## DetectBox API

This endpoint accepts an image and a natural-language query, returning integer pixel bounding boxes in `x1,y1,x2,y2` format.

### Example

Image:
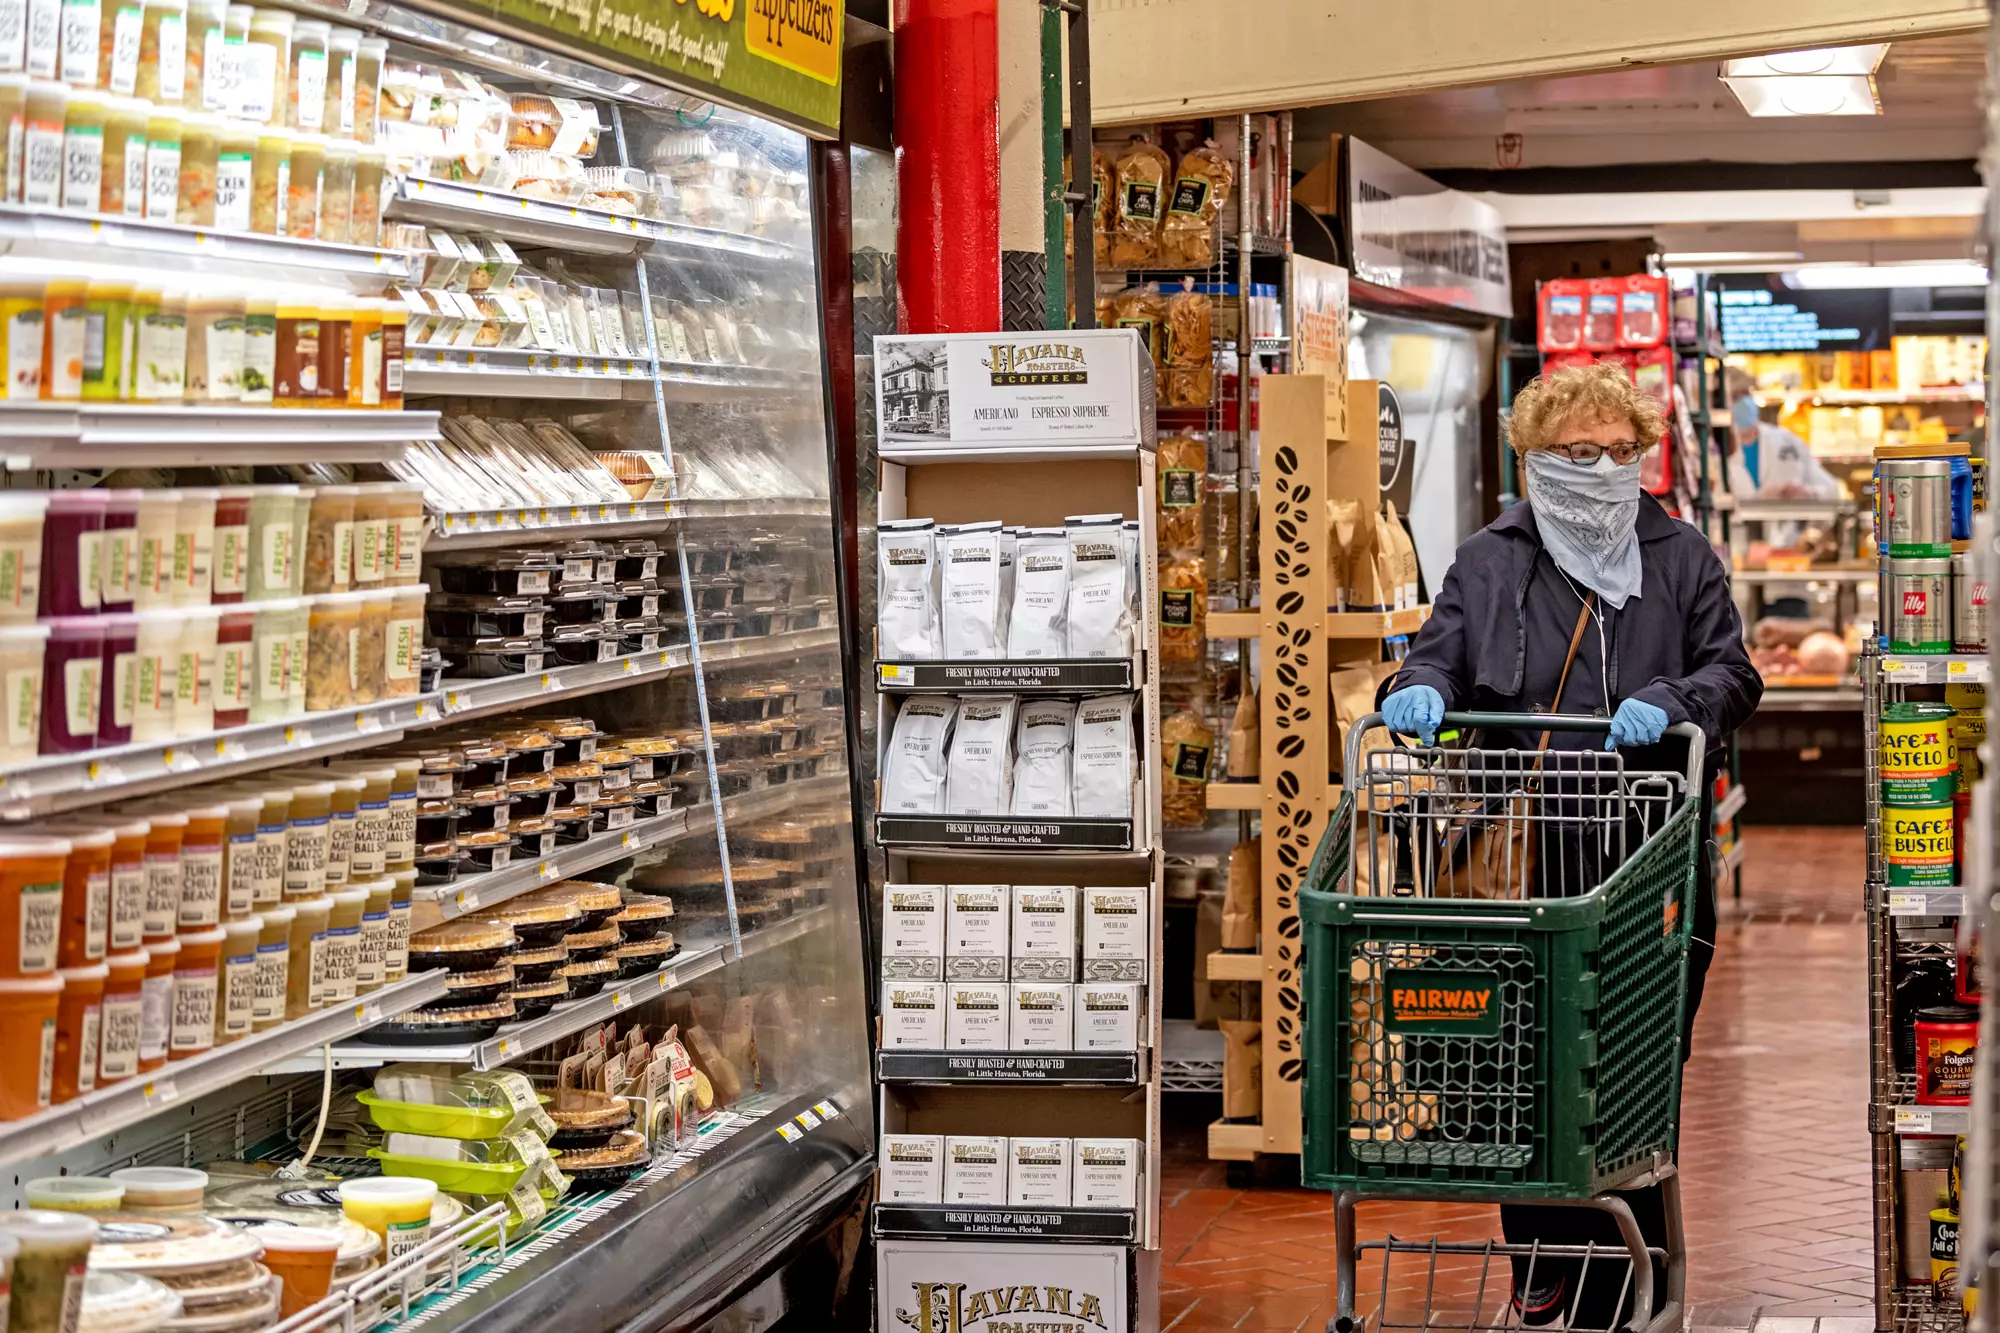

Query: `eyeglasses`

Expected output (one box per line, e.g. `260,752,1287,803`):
1550,440,1646,465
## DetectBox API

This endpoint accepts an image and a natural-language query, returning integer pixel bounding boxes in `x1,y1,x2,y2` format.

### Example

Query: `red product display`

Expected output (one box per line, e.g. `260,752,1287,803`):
1537,279,1587,351
1618,275,1669,347
1583,279,1623,350
40,617,104,754
39,491,107,617
1915,1005,1979,1105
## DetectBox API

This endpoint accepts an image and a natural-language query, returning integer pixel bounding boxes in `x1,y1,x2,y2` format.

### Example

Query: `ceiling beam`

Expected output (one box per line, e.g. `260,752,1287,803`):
1089,0,1987,123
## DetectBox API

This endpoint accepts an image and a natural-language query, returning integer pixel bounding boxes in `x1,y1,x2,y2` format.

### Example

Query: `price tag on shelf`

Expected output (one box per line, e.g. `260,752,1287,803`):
494,1038,517,1059
813,1100,840,1120
540,673,562,693
356,711,383,735
444,690,462,712
414,700,431,720
610,989,633,1012
537,860,559,881
656,970,676,991
1950,661,1971,676
878,664,909,685
456,889,480,912
286,724,317,748
1888,892,1930,916
355,1002,383,1024
86,759,125,785
141,1077,179,1108
567,507,583,523
596,506,611,520
622,658,639,676
620,833,635,850
1895,1106,1934,1133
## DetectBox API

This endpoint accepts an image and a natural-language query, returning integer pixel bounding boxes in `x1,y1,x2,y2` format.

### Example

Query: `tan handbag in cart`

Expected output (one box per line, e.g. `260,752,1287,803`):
1437,594,1596,900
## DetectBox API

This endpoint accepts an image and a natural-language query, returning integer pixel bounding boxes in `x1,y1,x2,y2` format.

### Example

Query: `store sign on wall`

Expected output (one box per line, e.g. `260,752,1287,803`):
1341,136,1510,319
875,330,1154,449
440,0,845,137
879,1241,1128,1333
1293,255,1351,441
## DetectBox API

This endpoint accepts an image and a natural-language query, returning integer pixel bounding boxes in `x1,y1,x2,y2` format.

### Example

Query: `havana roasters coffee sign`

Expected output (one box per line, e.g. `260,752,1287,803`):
881,1242,1128,1333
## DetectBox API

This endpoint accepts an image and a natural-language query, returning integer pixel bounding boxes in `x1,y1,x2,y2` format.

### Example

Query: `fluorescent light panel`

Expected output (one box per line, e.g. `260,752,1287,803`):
1720,43,1886,117
1787,263,1988,289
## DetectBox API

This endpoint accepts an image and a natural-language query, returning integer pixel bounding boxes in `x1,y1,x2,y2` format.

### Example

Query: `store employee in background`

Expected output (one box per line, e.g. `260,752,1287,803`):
1725,366,1842,502
1376,361,1762,1330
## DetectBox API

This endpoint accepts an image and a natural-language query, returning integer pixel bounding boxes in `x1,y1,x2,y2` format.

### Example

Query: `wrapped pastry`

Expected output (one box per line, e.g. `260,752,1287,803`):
1161,140,1234,268
1109,136,1169,269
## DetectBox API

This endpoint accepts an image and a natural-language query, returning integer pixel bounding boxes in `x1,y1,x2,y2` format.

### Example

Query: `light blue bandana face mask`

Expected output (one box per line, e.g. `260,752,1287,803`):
1524,450,1644,610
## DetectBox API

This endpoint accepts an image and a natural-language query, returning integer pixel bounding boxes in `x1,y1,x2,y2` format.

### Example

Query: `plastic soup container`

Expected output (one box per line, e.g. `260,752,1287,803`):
100,490,137,609
242,7,290,125
318,136,352,242
108,1166,205,1209
287,490,311,595
134,0,186,104
98,947,144,1083
72,817,145,952
302,484,352,594
211,487,253,603
251,901,289,1029
356,876,388,991
59,87,105,212
254,1224,341,1316
173,801,224,928
323,884,362,1001
94,611,134,746
128,608,180,741
242,296,275,402
79,282,128,402
39,490,104,616
136,934,175,1069
352,144,383,245
168,923,222,1058
305,591,356,710
284,891,327,1016
383,487,422,584
175,108,219,225
172,607,219,735
213,607,254,727
130,808,181,942
0,836,69,975
172,486,217,606
130,489,178,609
250,125,288,233
50,824,108,966
182,0,222,110
220,794,258,916
53,960,104,1100
38,278,83,399
40,616,101,753
322,771,361,886
353,590,387,702
186,294,245,402
0,621,47,761
2,1212,98,1330
216,912,257,1042
283,779,332,899
339,1176,435,1260
0,977,61,1116
22,83,68,210
286,17,324,130
324,26,357,135
212,116,251,230
245,483,299,601
283,131,320,239
0,491,48,621
101,94,146,215
142,104,181,222
24,1176,119,1211
248,596,300,723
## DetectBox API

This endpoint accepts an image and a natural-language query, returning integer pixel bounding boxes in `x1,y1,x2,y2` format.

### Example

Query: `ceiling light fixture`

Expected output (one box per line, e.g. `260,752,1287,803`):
1720,43,1887,116
1788,263,1988,289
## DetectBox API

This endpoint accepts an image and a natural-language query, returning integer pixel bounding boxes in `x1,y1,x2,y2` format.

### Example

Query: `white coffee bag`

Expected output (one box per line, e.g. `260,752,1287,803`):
938,520,1006,660
996,527,1017,648
944,694,1018,816
1122,518,1143,636
878,518,940,660
882,696,959,813
1010,698,1076,817
1006,527,1069,658
1072,693,1137,817
1065,514,1130,658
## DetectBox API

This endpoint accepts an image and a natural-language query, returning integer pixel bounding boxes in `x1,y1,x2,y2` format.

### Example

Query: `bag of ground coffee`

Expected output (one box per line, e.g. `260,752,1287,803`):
945,695,1019,816
1072,692,1137,818
882,696,959,813
1066,514,1131,658
878,518,940,660
938,520,1006,660
1007,527,1069,658
1011,698,1077,817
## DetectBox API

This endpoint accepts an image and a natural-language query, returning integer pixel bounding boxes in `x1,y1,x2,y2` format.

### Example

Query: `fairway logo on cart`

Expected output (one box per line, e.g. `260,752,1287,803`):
896,1280,1111,1332
983,343,1090,386
1384,967,1502,1037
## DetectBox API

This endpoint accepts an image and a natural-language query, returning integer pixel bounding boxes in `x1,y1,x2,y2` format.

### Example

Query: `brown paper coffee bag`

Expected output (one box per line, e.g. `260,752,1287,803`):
1222,839,1259,950
1219,1018,1262,1121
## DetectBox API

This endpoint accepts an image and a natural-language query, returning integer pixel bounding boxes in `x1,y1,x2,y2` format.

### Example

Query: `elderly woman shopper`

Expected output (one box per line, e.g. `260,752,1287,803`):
1375,360,1762,1326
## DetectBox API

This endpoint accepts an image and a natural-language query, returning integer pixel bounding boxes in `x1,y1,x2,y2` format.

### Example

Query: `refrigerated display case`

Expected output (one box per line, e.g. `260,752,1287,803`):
0,2,876,1330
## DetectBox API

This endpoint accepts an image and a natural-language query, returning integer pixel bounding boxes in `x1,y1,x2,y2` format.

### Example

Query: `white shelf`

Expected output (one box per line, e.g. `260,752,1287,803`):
0,968,450,1170
880,440,1152,466
653,362,821,403
0,693,443,819
435,810,691,921
675,498,831,521
1892,1103,1971,1136
0,404,441,469
0,205,413,286
1880,655,1991,684
1886,886,1964,917
1730,566,1875,585
312,904,835,1071
429,499,675,550
402,345,659,399
389,177,801,262
435,627,839,724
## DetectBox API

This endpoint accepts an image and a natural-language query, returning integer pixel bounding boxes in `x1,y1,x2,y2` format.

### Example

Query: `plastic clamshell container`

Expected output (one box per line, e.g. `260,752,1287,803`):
354,1088,545,1139
364,1149,528,1196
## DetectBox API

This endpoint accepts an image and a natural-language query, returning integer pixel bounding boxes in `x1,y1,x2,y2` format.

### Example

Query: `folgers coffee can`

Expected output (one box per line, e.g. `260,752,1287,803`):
1916,1004,1978,1105
1954,552,1989,651
1878,458,1954,556
1885,558,1953,654
1885,804,1955,887
1881,702,1958,805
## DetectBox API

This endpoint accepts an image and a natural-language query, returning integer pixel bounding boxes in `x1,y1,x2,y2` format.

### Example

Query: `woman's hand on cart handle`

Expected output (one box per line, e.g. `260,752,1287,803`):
1606,698,1670,749
1382,685,1444,746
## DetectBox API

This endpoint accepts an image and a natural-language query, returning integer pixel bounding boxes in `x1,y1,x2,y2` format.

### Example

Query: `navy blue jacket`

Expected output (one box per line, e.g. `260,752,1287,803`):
1377,493,1763,752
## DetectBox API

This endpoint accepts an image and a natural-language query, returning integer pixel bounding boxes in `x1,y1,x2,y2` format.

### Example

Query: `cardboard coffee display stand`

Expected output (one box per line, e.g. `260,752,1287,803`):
871,329,1166,1329
1203,375,1429,1164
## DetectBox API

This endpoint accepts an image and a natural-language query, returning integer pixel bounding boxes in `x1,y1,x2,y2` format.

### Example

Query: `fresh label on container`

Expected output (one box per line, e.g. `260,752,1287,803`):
256,630,288,704
74,529,101,608
105,2,137,91
99,992,140,1078
19,876,58,972
178,846,221,927
62,655,98,740
169,966,217,1051
6,665,36,750
251,939,287,1023
214,150,250,230
222,950,254,1036
108,861,143,948
293,48,326,129
137,970,171,1061
155,10,182,100
143,138,177,220
330,519,353,589
355,519,385,583
237,39,274,121
141,852,178,938
101,527,131,603
387,617,420,680
258,521,291,593
74,1001,99,1092
0,534,36,611
213,524,248,594
110,648,134,727
57,0,96,84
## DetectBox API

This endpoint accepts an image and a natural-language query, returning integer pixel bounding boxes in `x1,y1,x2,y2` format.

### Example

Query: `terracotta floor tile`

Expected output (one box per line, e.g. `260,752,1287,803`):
1160,825,1875,1331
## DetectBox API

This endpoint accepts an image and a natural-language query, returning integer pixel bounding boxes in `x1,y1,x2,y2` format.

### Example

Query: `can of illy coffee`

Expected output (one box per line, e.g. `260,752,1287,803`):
1954,552,1989,652
1886,557,1953,654
1878,458,1954,557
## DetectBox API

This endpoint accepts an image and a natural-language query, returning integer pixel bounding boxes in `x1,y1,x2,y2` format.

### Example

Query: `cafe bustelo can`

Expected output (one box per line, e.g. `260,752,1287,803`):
1885,803,1955,887
1950,684,1985,792
1879,458,1954,557
1954,552,1989,651
1887,558,1953,654
1881,702,1958,805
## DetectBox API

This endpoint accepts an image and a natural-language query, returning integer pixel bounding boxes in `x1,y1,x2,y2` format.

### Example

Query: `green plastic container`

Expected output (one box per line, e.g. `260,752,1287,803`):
356,1090,547,1140
367,1149,530,1196
1300,784,1700,1199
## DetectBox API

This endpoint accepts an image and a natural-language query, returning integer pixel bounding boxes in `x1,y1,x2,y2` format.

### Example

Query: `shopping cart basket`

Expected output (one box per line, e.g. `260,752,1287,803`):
1299,713,1705,1333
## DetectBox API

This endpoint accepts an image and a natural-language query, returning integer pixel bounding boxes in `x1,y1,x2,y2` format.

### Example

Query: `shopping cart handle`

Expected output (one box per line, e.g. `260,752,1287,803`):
1441,712,1703,745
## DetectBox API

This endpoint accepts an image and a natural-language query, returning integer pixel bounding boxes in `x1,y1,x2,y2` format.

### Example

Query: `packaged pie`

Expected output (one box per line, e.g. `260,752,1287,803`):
554,1129,648,1188
506,976,567,1020
558,956,616,997
507,941,569,982
612,934,676,978
1110,136,1170,269
1160,141,1234,268
367,997,515,1044
562,924,620,961
612,893,673,940
439,963,514,1007
486,896,581,942
407,919,516,973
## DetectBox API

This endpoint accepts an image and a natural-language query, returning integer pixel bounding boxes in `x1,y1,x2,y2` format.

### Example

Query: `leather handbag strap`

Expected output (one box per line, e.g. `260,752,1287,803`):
1534,594,1597,761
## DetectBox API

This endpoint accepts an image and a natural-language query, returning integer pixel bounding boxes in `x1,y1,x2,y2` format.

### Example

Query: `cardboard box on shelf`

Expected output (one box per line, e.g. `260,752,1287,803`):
884,885,946,958
1082,886,1148,981
945,1136,1009,1205
946,982,1010,1050
1076,983,1143,1051
1008,1137,1074,1207
1073,1138,1142,1208
883,982,946,1049
1011,885,1078,982
881,1134,945,1203
1011,983,1075,1050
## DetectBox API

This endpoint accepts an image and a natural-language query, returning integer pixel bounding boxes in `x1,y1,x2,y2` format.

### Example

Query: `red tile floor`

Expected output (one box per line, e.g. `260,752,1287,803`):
1159,826,1872,1333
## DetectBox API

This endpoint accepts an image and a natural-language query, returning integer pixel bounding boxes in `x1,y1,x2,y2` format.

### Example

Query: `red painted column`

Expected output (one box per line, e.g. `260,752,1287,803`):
893,0,999,334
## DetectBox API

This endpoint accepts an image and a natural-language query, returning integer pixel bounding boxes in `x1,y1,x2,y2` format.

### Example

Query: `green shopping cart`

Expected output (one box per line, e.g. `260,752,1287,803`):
1300,712,1706,1333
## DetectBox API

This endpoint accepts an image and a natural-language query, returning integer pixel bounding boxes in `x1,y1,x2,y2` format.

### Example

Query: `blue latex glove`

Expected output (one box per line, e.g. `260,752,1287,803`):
1606,698,1669,749
1382,685,1444,746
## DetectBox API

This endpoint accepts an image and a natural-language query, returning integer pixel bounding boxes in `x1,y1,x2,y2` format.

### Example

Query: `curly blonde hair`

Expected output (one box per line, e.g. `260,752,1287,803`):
1507,361,1667,456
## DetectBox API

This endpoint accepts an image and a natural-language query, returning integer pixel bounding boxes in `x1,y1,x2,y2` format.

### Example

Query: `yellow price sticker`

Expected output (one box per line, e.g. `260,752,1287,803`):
1950,661,1969,675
